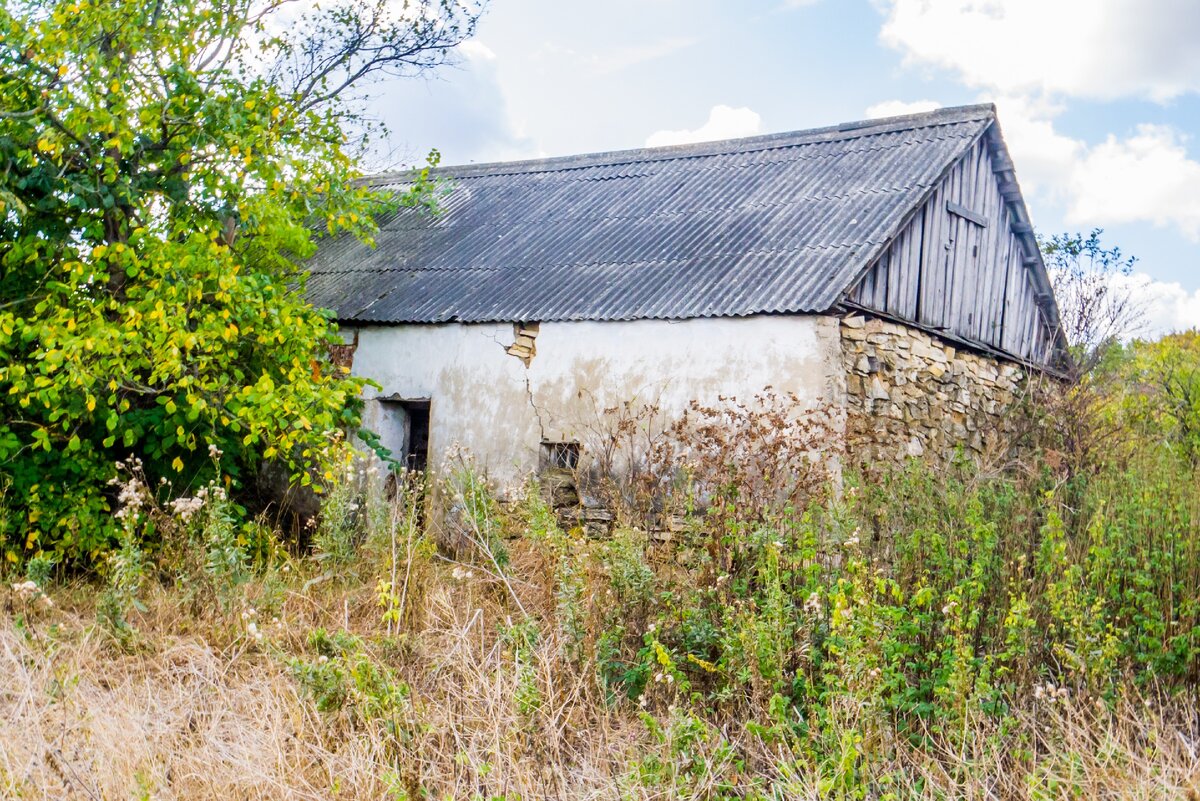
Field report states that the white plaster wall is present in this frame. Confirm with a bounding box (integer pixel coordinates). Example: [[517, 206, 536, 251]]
[[346, 315, 845, 492]]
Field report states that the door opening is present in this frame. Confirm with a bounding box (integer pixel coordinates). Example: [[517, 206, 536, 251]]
[[403, 400, 430, 472], [376, 397, 431, 473]]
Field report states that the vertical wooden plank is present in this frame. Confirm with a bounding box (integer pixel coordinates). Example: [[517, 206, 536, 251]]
[[1002, 237, 1024, 355], [907, 205, 925, 319], [943, 164, 964, 331], [901, 212, 920, 318], [857, 261, 875, 305], [958, 140, 987, 340], [984, 145, 1006, 341], [994, 235, 1014, 350], [972, 142, 997, 341], [885, 234, 903, 317], [916, 193, 945, 326], [878, 251, 891, 312], [1019, 280, 1037, 360]]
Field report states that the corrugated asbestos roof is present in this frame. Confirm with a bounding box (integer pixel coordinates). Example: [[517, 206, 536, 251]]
[[305, 104, 997, 324]]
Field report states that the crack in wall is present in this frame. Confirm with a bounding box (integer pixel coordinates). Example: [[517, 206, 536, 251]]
[[524, 375, 547, 442]]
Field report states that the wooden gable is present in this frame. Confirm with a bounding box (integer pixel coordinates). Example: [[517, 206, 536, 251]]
[[847, 125, 1064, 369]]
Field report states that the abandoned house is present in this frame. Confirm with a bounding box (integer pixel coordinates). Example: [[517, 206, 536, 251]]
[[306, 103, 1069, 489]]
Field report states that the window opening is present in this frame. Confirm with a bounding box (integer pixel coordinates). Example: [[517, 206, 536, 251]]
[[542, 441, 580, 471]]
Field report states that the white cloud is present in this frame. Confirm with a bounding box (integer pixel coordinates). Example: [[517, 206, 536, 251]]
[[865, 99, 941, 119], [458, 39, 497, 61], [1116, 272, 1200, 337], [877, 0, 1200, 102], [538, 37, 698, 77], [984, 101, 1200, 241], [367, 35, 540, 169], [874, 2, 1200, 241], [1067, 125, 1200, 241], [646, 105, 762, 148], [986, 95, 1082, 198]]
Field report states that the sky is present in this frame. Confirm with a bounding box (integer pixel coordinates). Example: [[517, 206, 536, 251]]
[[363, 0, 1200, 336]]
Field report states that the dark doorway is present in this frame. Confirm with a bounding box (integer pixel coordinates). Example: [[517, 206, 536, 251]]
[[402, 400, 430, 471], [376, 397, 431, 473]]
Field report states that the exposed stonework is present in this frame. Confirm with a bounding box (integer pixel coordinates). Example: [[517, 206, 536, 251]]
[[505, 322, 540, 366], [329, 329, 358, 373], [841, 314, 1025, 466]]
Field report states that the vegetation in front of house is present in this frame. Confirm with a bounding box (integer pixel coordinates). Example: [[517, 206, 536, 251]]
[[0, 0, 478, 566], [3, 337, 1200, 799]]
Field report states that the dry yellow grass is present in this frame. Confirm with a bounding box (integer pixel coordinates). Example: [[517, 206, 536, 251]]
[[1, 568, 640, 800], [2, 553, 1199, 800]]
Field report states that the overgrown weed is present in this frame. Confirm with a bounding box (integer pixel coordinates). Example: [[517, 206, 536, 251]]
[[5, 394, 1200, 798]]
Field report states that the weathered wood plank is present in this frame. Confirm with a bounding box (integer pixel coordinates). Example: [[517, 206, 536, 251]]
[[846, 129, 1059, 366], [947, 200, 989, 228]]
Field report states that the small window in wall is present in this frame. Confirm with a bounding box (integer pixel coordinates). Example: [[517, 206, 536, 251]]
[[378, 397, 431, 472], [542, 441, 580, 471]]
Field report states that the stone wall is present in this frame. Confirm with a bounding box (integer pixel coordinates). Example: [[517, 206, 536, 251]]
[[840, 314, 1025, 467]]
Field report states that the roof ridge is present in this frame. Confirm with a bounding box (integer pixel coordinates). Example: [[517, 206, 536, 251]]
[[361, 104, 995, 186]]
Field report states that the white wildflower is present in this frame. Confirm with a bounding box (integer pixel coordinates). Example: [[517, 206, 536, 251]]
[[170, 496, 204, 522], [804, 591, 823, 618]]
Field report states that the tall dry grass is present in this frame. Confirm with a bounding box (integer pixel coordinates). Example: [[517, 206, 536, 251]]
[[3, 545, 1199, 800], [1, 561, 639, 800]]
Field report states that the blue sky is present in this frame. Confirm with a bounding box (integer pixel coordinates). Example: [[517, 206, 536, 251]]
[[365, 0, 1200, 333]]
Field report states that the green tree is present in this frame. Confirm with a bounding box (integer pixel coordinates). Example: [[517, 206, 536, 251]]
[[0, 0, 478, 565], [1114, 332, 1200, 465]]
